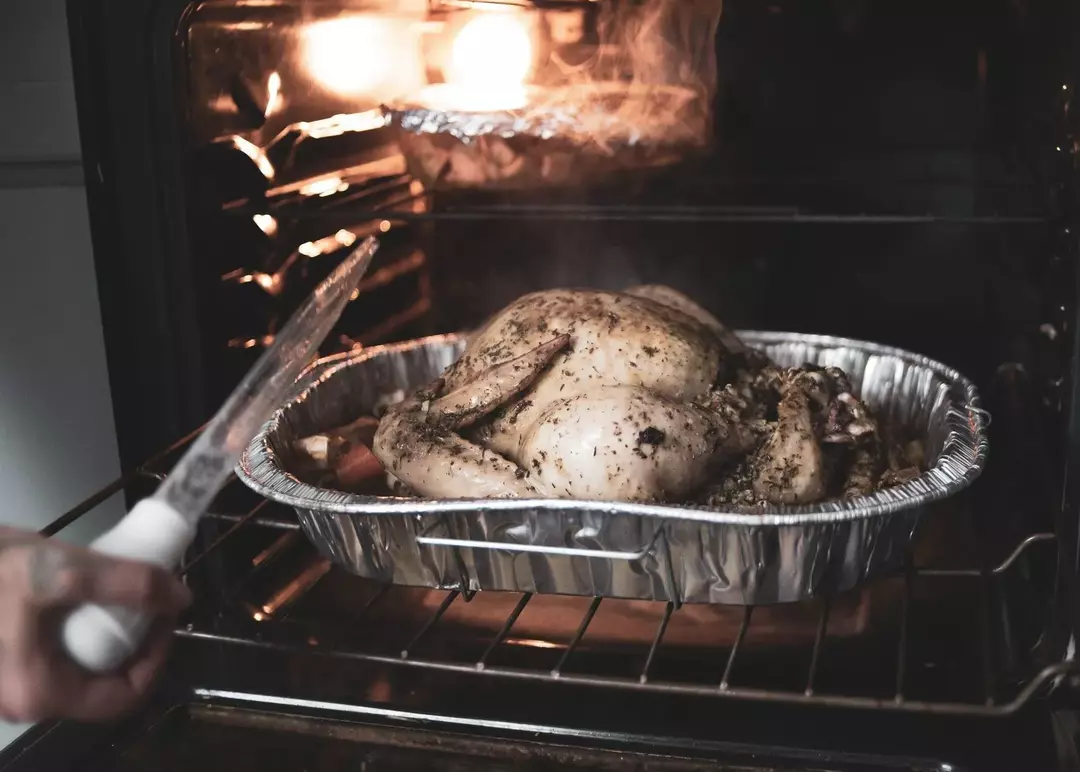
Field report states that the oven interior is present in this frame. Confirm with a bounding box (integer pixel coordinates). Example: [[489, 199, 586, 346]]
[[12, 0, 1080, 769]]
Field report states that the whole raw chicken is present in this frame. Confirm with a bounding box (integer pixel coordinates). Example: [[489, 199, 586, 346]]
[[372, 286, 878, 504]]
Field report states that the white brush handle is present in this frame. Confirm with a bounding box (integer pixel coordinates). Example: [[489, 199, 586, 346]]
[[61, 498, 196, 673]]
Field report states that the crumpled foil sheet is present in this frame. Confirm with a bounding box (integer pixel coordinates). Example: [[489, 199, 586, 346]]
[[384, 83, 706, 190], [238, 332, 988, 605]]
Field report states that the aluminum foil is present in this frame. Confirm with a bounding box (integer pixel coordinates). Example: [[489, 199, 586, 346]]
[[237, 332, 988, 605], [385, 83, 705, 190]]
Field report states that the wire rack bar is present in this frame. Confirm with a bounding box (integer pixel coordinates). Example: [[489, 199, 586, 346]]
[[221, 531, 300, 606], [205, 511, 300, 530], [917, 533, 1057, 578], [478, 593, 532, 670], [719, 606, 753, 690], [552, 597, 602, 677], [401, 591, 459, 660], [980, 571, 997, 706], [174, 626, 1080, 717], [38, 414, 1068, 722], [39, 427, 203, 537], [348, 584, 390, 625], [895, 563, 914, 704], [169, 523, 1066, 718], [805, 597, 832, 697], [639, 602, 674, 684], [39, 476, 130, 537], [253, 532, 300, 569], [262, 559, 331, 622], [181, 501, 269, 577], [304, 210, 1049, 226]]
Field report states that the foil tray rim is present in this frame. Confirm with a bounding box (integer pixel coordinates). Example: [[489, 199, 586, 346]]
[[237, 331, 988, 527], [385, 83, 702, 141]]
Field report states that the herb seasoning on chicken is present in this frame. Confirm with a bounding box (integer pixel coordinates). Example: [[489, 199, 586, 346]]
[[366, 285, 922, 505]]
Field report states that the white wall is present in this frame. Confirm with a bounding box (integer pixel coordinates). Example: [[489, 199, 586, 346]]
[[0, 0, 124, 749], [0, 1, 81, 162]]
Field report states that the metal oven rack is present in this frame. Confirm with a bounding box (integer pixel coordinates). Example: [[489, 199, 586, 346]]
[[40, 427, 1080, 721]]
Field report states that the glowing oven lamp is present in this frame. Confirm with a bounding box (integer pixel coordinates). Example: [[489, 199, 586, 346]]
[[303, 16, 411, 97], [300, 10, 534, 112], [443, 12, 534, 111]]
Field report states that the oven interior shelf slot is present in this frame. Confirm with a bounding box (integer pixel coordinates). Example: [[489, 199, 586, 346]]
[[295, 206, 1050, 226]]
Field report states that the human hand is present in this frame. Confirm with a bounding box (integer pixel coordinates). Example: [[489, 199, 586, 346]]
[[0, 528, 191, 722]]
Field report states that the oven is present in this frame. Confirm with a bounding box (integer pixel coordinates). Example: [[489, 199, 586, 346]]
[[3, 0, 1080, 769]]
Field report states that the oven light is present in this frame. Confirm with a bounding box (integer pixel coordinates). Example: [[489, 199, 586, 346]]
[[442, 11, 534, 111], [303, 16, 398, 97], [448, 12, 533, 87]]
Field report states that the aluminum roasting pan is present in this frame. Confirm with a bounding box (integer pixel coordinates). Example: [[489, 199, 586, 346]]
[[237, 332, 988, 605]]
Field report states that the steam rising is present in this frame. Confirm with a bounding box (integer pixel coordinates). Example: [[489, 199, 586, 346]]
[[595, 0, 722, 101], [546, 0, 724, 149], [389, 0, 724, 188]]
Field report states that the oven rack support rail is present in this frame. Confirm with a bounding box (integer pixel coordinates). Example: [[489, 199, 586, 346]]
[[42, 429, 1080, 719]]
